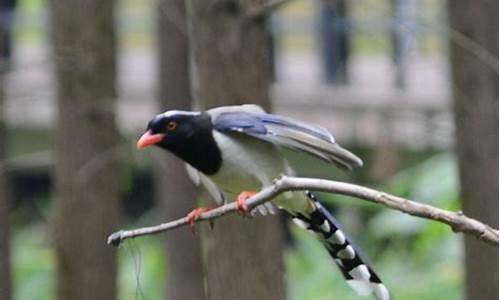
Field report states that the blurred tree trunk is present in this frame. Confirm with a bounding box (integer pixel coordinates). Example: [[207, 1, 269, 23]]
[[0, 68, 12, 300], [319, 0, 350, 85], [51, 1, 120, 299], [189, 1, 285, 300], [155, 1, 205, 299], [448, 1, 498, 300]]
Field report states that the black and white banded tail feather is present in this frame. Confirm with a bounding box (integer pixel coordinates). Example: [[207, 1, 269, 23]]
[[290, 191, 391, 300]]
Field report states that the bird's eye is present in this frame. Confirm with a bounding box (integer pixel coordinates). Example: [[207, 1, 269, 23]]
[[166, 121, 177, 131]]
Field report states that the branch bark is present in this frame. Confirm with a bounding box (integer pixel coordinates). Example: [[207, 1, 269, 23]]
[[108, 176, 499, 247]]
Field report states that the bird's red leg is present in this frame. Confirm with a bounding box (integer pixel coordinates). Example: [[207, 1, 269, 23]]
[[186, 207, 212, 234], [236, 191, 257, 214]]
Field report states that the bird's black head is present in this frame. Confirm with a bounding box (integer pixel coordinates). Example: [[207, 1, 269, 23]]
[[138, 110, 203, 150], [137, 110, 222, 174]]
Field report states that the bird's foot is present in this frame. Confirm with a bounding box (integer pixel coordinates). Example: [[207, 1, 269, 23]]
[[236, 191, 257, 214], [186, 207, 212, 234]]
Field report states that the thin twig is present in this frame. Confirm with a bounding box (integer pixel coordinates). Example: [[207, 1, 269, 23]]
[[107, 176, 499, 247]]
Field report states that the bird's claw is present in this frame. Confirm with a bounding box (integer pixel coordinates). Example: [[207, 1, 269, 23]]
[[186, 207, 212, 234], [236, 191, 257, 215]]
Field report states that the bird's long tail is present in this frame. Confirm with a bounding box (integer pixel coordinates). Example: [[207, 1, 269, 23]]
[[288, 191, 391, 300]]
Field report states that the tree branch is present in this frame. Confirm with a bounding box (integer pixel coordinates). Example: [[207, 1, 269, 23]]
[[107, 176, 499, 247]]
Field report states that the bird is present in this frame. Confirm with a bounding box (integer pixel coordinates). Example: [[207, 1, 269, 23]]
[[137, 104, 391, 300]]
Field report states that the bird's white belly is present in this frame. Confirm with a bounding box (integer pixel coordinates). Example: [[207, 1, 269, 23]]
[[208, 131, 313, 214], [208, 131, 289, 198]]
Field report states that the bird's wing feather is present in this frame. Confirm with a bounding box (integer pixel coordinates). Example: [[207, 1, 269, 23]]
[[185, 163, 226, 205], [210, 107, 363, 170]]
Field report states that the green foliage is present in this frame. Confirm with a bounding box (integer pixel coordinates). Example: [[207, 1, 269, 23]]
[[116, 212, 167, 300], [118, 237, 166, 300], [12, 220, 166, 300], [388, 153, 459, 207], [13, 224, 55, 300]]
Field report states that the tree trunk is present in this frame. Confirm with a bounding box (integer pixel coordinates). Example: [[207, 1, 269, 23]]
[[155, 1, 205, 299], [448, 1, 498, 300], [189, 1, 285, 299], [0, 67, 12, 300], [51, 1, 120, 299]]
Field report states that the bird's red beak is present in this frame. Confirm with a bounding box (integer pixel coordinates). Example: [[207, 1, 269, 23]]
[[137, 130, 165, 149]]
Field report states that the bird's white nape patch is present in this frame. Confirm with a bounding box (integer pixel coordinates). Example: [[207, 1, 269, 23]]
[[319, 220, 330, 233], [372, 283, 391, 300], [292, 218, 309, 229], [349, 264, 371, 281], [328, 229, 346, 244], [347, 279, 372, 296], [337, 245, 356, 259], [162, 110, 200, 118]]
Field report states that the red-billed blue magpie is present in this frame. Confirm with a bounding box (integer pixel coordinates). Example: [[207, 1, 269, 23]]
[[137, 104, 391, 300]]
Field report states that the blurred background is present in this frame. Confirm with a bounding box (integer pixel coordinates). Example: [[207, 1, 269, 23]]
[[0, 0, 497, 300]]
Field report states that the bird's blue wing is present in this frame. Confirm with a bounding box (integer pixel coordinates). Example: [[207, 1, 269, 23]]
[[212, 109, 362, 170], [213, 111, 268, 135], [214, 111, 333, 141]]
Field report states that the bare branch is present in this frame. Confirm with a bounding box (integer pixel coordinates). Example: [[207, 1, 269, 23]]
[[107, 176, 499, 247]]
